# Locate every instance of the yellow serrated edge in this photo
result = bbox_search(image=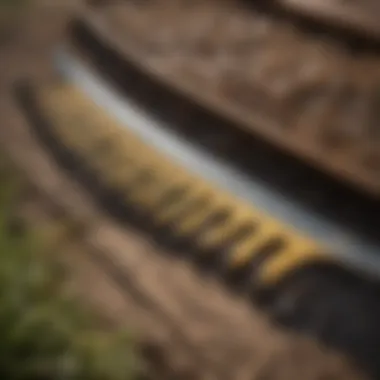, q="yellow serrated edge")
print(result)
[35,82,334,286]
